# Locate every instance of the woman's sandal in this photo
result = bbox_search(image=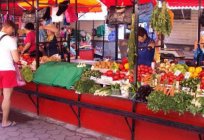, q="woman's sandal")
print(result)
[2,121,16,128]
